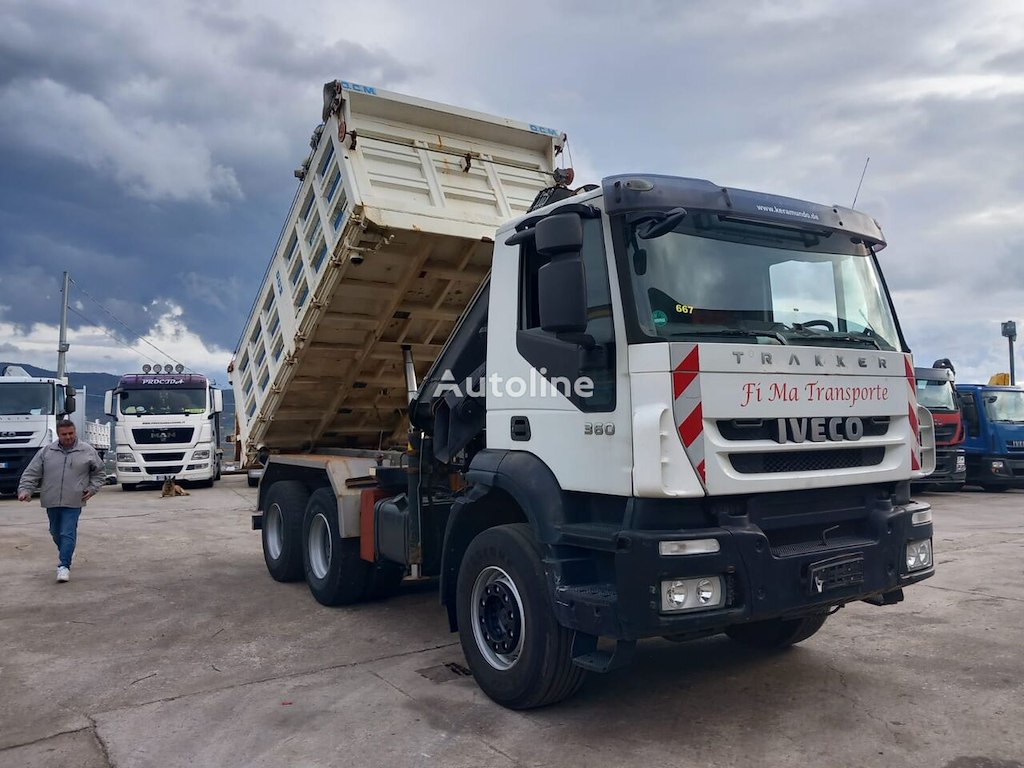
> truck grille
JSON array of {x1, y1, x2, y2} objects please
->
[
  {"x1": 730, "y1": 447, "x2": 885, "y2": 474},
  {"x1": 933, "y1": 423, "x2": 957, "y2": 442},
  {"x1": 142, "y1": 452, "x2": 186, "y2": 462},
  {"x1": 0, "y1": 431, "x2": 34, "y2": 445},
  {"x1": 132, "y1": 428, "x2": 195, "y2": 445},
  {"x1": 716, "y1": 416, "x2": 890, "y2": 441},
  {"x1": 144, "y1": 465, "x2": 183, "y2": 476}
]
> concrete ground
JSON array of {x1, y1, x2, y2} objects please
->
[{"x1": 0, "y1": 476, "x2": 1021, "y2": 768}]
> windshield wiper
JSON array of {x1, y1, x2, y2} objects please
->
[
  {"x1": 783, "y1": 330, "x2": 881, "y2": 349},
  {"x1": 669, "y1": 329, "x2": 787, "y2": 345}
]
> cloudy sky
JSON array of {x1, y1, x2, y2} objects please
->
[{"x1": 1, "y1": 0, "x2": 1022, "y2": 386}]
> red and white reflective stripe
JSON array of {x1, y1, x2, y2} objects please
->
[
  {"x1": 671, "y1": 344, "x2": 705, "y2": 483},
  {"x1": 904, "y1": 354, "x2": 921, "y2": 471}
]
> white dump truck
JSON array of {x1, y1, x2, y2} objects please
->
[
  {"x1": 0, "y1": 365, "x2": 109, "y2": 494},
  {"x1": 233, "y1": 80, "x2": 937, "y2": 709}
]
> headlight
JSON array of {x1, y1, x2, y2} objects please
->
[
  {"x1": 660, "y1": 576, "x2": 724, "y2": 612},
  {"x1": 193, "y1": 449, "x2": 210, "y2": 460},
  {"x1": 905, "y1": 539, "x2": 933, "y2": 572},
  {"x1": 116, "y1": 452, "x2": 135, "y2": 463},
  {"x1": 991, "y1": 460, "x2": 1005, "y2": 473}
]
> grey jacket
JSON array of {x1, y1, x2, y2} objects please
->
[{"x1": 18, "y1": 439, "x2": 105, "y2": 508}]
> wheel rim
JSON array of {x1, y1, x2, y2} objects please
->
[
  {"x1": 471, "y1": 565, "x2": 525, "y2": 671},
  {"x1": 266, "y1": 503, "x2": 284, "y2": 561},
  {"x1": 308, "y1": 512, "x2": 332, "y2": 580}
]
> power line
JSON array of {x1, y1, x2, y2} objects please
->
[
  {"x1": 67, "y1": 277, "x2": 191, "y2": 372},
  {"x1": 66, "y1": 305, "x2": 164, "y2": 368}
]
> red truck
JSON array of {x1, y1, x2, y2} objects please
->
[{"x1": 913, "y1": 360, "x2": 965, "y2": 489}]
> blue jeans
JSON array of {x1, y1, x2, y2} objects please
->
[{"x1": 46, "y1": 507, "x2": 81, "y2": 569}]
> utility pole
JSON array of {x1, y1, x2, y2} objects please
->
[
  {"x1": 1002, "y1": 321, "x2": 1017, "y2": 386},
  {"x1": 57, "y1": 271, "x2": 70, "y2": 379}
]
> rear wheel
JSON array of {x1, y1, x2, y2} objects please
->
[
  {"x1": 262, "y1": 480, "x2": 308, "y2": 582},
  {"x1": 121, "y1": 483, "x2": 138, "y2": 492},
  {"x1": 456, "y1": 524, "x2": 585, "y2": 709},
  {"x1": 303, "y1": 488, "x2": 369, "y2": 606},
  {"x1": 724, "y1": 611, "x2": 829, "y2": 650},
  {"x1": 247, "y1": 476, "x2": 259, "y2": 488}
]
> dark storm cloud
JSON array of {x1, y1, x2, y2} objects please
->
[{"x1": 0, "y1": 0, "x2": 418, "y2": 357}]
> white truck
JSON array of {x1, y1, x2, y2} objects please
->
[
  {"x1": 235, "y1": 80, "x2": 937, "y2": 709},
  {"x1": 0, "y1": 365, "x2": 109, "y2": 494},
  {"x1": 105, "y1": 367, "x2": 224, "y2": 490}
]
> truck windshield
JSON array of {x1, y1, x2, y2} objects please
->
[
  {"x1": 916, "y1": 380, "x2": 957, "y2": 411},
  {"x1": 119, "y1": 389, "x2": 207, "y2": 416},
  {"x1": 619, "y1": 214, "x2": 901, "y2": 350},
  {"x1": 0, "y1": 383, "x2": 54, "y2": 415},
  {"x1": 983, "y1": 390, "x2": 1024, "y2": 423}
]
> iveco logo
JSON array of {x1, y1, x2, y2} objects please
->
[{"x1": 0, "y1": 431, "x2": 16, "y2": 438}]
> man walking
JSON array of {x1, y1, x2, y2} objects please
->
[{"x1": 18, "y1": 419, "x2": 105, "y2": 583}]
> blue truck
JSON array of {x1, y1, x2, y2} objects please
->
[{"x1": 955, "y1": 383, "x2": 1024, "y2": 491}]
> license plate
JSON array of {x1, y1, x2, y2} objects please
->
[{"x1": 808, "y1": 554, "x2": 864, "y2": 595}]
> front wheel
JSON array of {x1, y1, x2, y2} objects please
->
[
  {"x1": 456, "y1": 524, "x2": 585, "y2": 709},
  {"x1": 724, "y1": 611, "x2": 829, "y2": 650},
  {"x1": 981, "y1": 484, "x2": 1008, "y2": 493}
]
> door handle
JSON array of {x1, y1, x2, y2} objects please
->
[{"x1": 510, "y1": 416, "x2": 531, "y2": 442}]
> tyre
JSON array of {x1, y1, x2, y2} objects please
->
[
  {"x1": 121, "y1": 483, "x2": 138, "y2": 492},
  {"x1": 262, "y1": 480, "x2": 308, "y2": 582},
  {"x1": 724, "y1": 611, "x2": 829, "y2": 650},
  {"x1": 456, "y1": 524, "x2": 585, "y2": 709},
  {"x1": 214, "y1": 462, "x2": 222, "y2": 481},
  {"x1": 196, "y1": 478, "x2": 215, "y2": 489},
  {"x1": 247, "y1": 476, "x2": 259, "y2": 488},
  {"x1": 981, "y1": 484, "x2": 1008, "y2": 493},
  {"x1": 303, "y1": 488, "x2": 369, "y2": 606}
]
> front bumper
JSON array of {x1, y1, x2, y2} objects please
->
[
  {"x1": 117, "y1": 449, "x2": 212, "y2": 483},
  {"x1": 913, "y1": 447, "x2": 966, "y2": 488},
  {"x1": 551, "y1": 501, "x2": 934, "y2": 641},
  {"x1": 966, "y1": 454, "x2": 1024, "y2": 488},
  {"x1": 0, "y1": 448, "x2": 42, "y2": 493}
]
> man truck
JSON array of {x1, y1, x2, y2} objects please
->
[
  {"x1": 0, "y1": 365, "x2": 108, "y2": 494},
  {"x1": 105, "y1": 365, "x2": 224, "y2": 490},
  {"x1": 956, "y1": 381, "x2": 1024, "y2": 491},
  {"x1": 913, "y1": 361, "x2": 966, "y2": 489},
  {"x1": 232, "y1": 80, "x2": 937, "y2": 709}
]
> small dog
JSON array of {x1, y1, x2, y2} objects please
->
[{"x1": 161, "y1": 476, "x2": 189, "y2": 497}]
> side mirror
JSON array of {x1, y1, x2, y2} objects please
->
[
  {"x1": 539, "y1": 257, "x2": 587, "y2": 334},
  {"x1": 534, "y1": 212, "x2": 583, "y2": 257},
  {"x1": 213, "y1": 389, "x2": 224, "y2": 414},
  {"x1": 103, "y1": 390, "x2": 114, "y2": 417},
  {"x1": 535, "y1": 212, "x2": 587, "y2": 334},
  {"x1": 64, "y1": 393, "x2": 77, "y2": 415}
]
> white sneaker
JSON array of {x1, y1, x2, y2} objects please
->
[{"x1": 56, "y1": 567, "x2": 70, "y2": 583}]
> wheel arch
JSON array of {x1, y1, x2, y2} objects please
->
[{"x1": 440, "y1": 449, "x2": 568, "y2": 631}]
